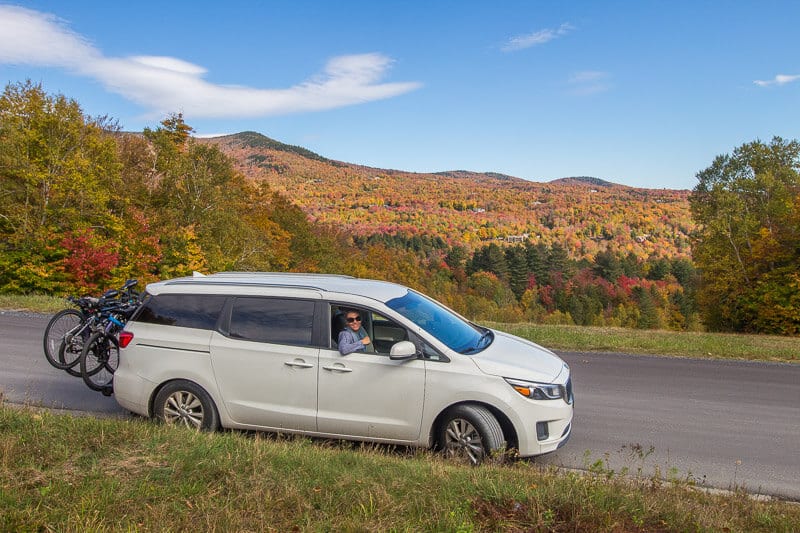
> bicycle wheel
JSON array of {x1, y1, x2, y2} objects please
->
[
  {"x1": 80, "y1": 331, "x2": 119, "y2": 392},
  {"x1": 58, "y1": 331, "x2": 86, "y2": 377},
  {"x1": 60, "y1": 318, "x2": 96, "y2": 377},
  {"x1": 43, "y1": 309, "x2": 83, "y2": 369}
]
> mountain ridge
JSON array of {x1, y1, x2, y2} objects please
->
[
  {"x1": 208, "y1": 131, "x2": 667, "y2": 191},
  {"x1": 202, "y1": 131, "x2": 694, "y2": 260}
]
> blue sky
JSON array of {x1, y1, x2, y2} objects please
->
[{"x1": 1, "y1": 1, "x2": 798, "y2": 190}]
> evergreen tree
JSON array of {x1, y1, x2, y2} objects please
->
[
  {"x1": 505, "y1": 245, "x2": 529, "y2": 299},
  {"x1": 484, "y1": 243, "x2": 509, "y2": 281},
  {"x1": 444, "y1": 245, "x2": 467, "y2": 271},
  {"x1": 547, "y1": 243, "x2": 571, "y2": 280},
  {"x1": 525, "y1": 242, "x2": 549, "y2": 286},
  {"x1": 593, "y1": 250, "x2": 623, "y2": 281}
]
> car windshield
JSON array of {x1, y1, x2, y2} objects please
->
[{"x1": 385, "y1": 290, "x2": 491, "y2": 354}]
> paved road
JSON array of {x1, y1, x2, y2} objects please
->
[
  {"x1": 539, "y1": 351, "x2": 799, "y2": 501},
  {"x1": 2, "y1": 311, "x2": 798, "y2": 500}
]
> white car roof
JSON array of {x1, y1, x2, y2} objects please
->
[{"x1": 144, "y1": 272, "x2": 410, "y2": 302}]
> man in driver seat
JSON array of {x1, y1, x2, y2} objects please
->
[{"x1": 337, "y1": 309, "x2": 374, "y2": 355}]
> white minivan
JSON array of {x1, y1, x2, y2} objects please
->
[{"x1": 114, "y1": 272, "x2": 573, "y2": 463}]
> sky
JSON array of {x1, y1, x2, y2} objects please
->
[{"x1": 0, "y1": 1, "x2": 798, "y2": 190}]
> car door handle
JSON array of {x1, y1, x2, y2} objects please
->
[
  {"x1": 284, "y1": 360, "x2": 314, "y2": 369},
  {"x1": 322, "y1": 364, "x2": 353, "y2": 373}
]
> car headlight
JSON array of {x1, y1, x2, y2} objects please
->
[{"x1": 505, "y1": 378, "x2": 565, "y2": 400}]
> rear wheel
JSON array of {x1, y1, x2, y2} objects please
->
[
  {"x1": 154, "y1": 380, "x2": 219, "y2": 431},
  {"x1": 58, "y1": 339, "x2": 84, "y2": 377},
  {"x1": 59, "y1": 321, "x2": 95, "y2": 377},
  {"x1": 80, "y1": 331, "x2": 119, "y2": 392},
  {"x1": 43, "y1": 309, "x2": 83, "y2": 370},
  {"x1": 438, "y1": 405, "x2": 505, "y2": 465}
]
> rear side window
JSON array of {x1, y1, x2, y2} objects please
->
[
  {"x1": 135, "y1": 294, "x2": 226, "y2": 330},
  {"x1": 229, "y1": 297, "x2": 315, "y2": 346}
]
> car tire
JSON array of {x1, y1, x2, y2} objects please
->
[
  {"x1": 438, "y1": 404, "x2": 505, "y2": 465},
  {"x1": 154, "y1": 380, "x2": 219, "y2": 431}
]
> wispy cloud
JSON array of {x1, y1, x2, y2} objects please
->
[
  {"x1": 568, "y1": 70, "x2": 612, "y2": 95},
  {"x1": 502, "y1": 23, "x2": 574, "y2": 52},
  {"x1": 753, "y1": 74, "x2": 800, "y2": 87},
  {"x1": 0, "y1": 5, "x2": 422, "y2": 118}
]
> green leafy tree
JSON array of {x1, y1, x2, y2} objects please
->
[
  {"x1": 0, "y1": 81, "x2": 122, "y2": 292},
  {"x1": 145, "y1": 116, "x2": 287, "y2": 274},
  {"x1": 690, "y1": 137, "x2": 800, "y2": 334}
]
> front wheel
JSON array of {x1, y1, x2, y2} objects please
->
[
  {"x1": 438, "y1": 404, "x2": 505, "y2": 465},
  {"x1": 154, "y1": 380, "x2": 219, "y2": 431},
  {"x1": 80, "y1": 332, "x2": 119, "y2": 392}
]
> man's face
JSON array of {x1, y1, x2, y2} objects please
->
[{"x1": 345, "y1": 312, "x2": 362, "y2": 331}]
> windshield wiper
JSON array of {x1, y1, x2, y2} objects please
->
[{"x1": 462, "y1": 329, "x2": 493, "y2": 354}]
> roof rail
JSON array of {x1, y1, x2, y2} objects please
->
[
  {"x1": 165, "y1": 279, "x2": 333, "y2": 292},
  {"x1": 204, "y1": 271, "x2": 355, "y2": 279}
]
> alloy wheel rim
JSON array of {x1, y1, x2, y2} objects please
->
[
  {"x1": 444, "y1": 418, "x2": 485, "y2": 464},
  {"x1": 164, "y1": 391, "x2": 204, "y2": 429}
]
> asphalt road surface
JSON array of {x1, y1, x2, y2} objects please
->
[{"x1": 2, "y1": 311, "x2": 798, "y2": 500}]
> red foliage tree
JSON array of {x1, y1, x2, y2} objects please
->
[{"x1": 60, "y1": 229, "x2": 119, "y2": 292}]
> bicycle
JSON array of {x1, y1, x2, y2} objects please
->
[
  {"x1": 79, "y1": 299, "x2": 139, "y2": 395},
  {"x1": 43, "y1": 280, "x2": 140, "y2": 377},
  {"x1": 43, "y1": 295, "x2": 102, "y2": 376}
]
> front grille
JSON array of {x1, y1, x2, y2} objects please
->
[{"x1": 565, "y1": 377, "x2": 574, "y2": 405}]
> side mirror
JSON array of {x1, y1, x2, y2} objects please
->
[{"x1": 389, "y1": 341, "x2": 418, "y2": 360}]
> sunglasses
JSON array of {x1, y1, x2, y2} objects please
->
[{"x1": 346, "y1": 316, "x2": 362, "y2": 323}]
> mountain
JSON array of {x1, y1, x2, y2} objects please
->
[
  {"x1": 550, "y1": 176, "x2": 623, "y2": 188},
  {"x1": 434, "y1": 170, "x2": 524, "y2": 182},
  {"x1": 203, "y1": 132, "x2": 694, "y2": 259}
]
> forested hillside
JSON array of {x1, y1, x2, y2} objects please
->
[
  {"x1": 0, "y1": 81, "x2": 711, "y2": 331},
  {"x1": 205, "y1": 132, "x2": 694, "y2": 262},
  {"x1": 199, "y1": 132, "x2": 701, "y2": 329}
]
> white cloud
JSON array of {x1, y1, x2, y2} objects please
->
[
  {"x1": 753, "y1": 74, "x2": 800, "y2": 87},
  {"x1": 0, "y1": 5, "x2": 422, "y2": 118},
  {"x1": 502, "y1": 23, "x2": 574, "y2": 52},
  {"x1": 568, "y1": 70, "x2": 611, "y2": 95}
]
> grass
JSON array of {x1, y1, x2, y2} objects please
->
[
  {"x1": 489, "y1": 323, "x2": 800, "y2": 363},
  {"x1": 1, "y1": 405, "x2": 798, "y2": 532},
  {"x1": 0, "y1": 293, "x2": 66, "y2": 314}
]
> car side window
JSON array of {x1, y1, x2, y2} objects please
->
[
  {"x1": 369, "y1": 311, "x2": 409, "y2": 355},
  {"x1": 229, "y1": 297, "x2": 315, "y2": 346},
  {"x1": 134, "y1": 294, "x2": 226, "y2": 330},
  {"x1": 330, "y1": 306, "x2": 403, "y2": 356},
  {"x1": 330, "y1": 305, "x2": 445, "y2": 360}
]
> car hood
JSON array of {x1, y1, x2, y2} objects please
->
[{"x1": 471, "y1": 330, "x2": 567, "y2": 383}]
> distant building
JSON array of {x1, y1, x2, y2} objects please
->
[{"x1": 506, "y1": 233, "x2": 530, "y2": 243}]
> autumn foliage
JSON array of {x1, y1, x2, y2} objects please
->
[
  {"x1": 2, "y1": 81, "x2": 797, "y2": 334},
  {"x1": 690, "y1": 138, "x2": 800, "y2": 334}
]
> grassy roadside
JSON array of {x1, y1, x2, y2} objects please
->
[
  {"x1": 492, "y1": 323, "x2": 800, "y2": 363},
  {"x1": 1, "y1": 405, "x2": 797, "y2": 532},
  {"x1": 0, "y1": 293, "x2": 67, "y2": 314},
  {"x1": 2, "y1": 294, "x2": 799, "y2": 362}
]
